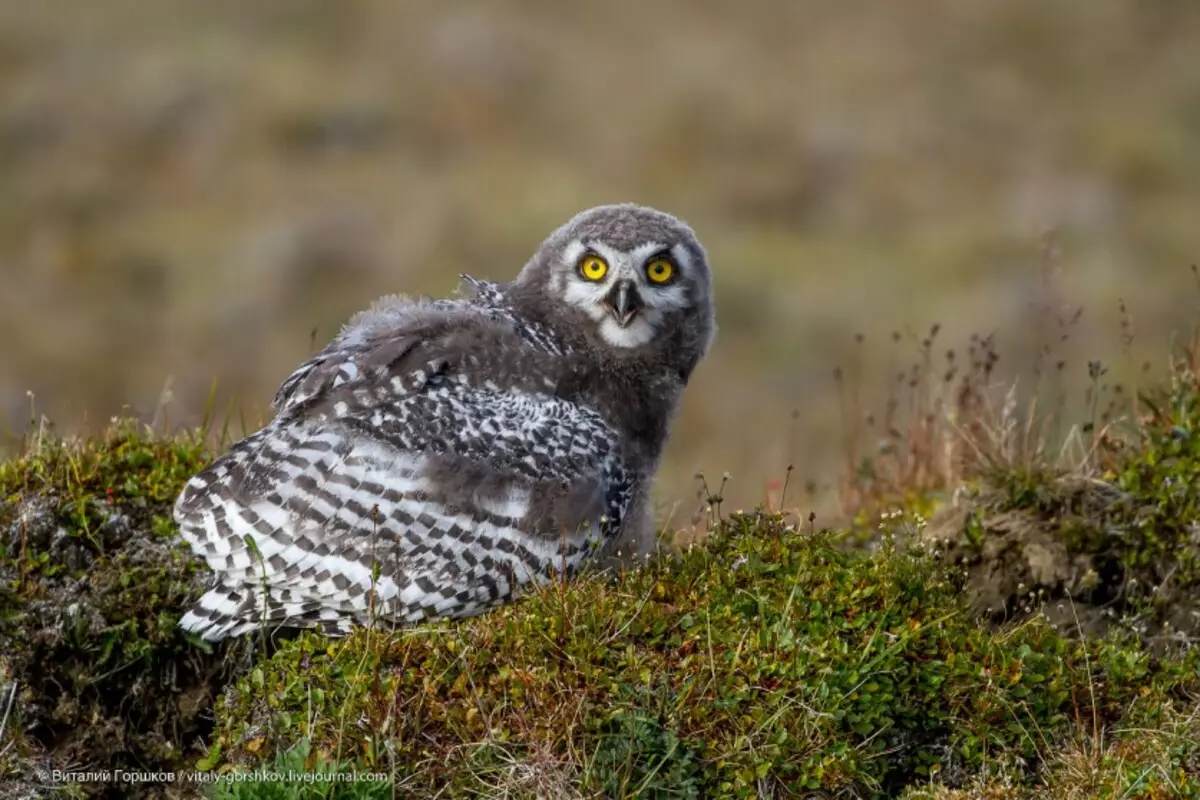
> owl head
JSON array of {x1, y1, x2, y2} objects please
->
[{"x1": 512, "y1": 204, "x2": 717, "y2": 380}]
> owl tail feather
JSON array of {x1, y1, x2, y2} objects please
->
[{"x1": 180, "y1": 582, "x2": 354, "y2": 642}]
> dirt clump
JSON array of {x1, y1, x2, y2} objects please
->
[{"x1": 921, "y1": 475, "x2": 1200, "y2": 652}]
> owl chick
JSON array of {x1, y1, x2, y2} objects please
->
[{"x1": 174, "y1": 203, "x2": 716, "y2": 640}]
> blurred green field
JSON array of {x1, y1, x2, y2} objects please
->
[{"x1": 3, "y1": 0, "x2": 1200, "y2": 518}]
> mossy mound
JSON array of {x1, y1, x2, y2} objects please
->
[
  {"x1": 1, "y1": 397, "x2": 1199, "y2": 797},
  {"x1": 208, "y1": 513, "x2": 1200, "y2": 797},
  {"x1": 923, "y1": 376, "x2": 1200, "y2": 654},
  {"x1": 0, "y1": 423, "x2": 240, "y2": 798}
]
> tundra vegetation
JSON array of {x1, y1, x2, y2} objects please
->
[{"x1": 3, "y1": 296, "x2": 1200, "y2": 799}]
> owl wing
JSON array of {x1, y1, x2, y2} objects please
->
[
  {"x1": 269, "y1": 294, "x2": 460, "y2": 416},
  {"x1": 175, "y1": 296, "x2": 629, "y2": 640},
  {"x1": 270, "y1": 278, "x2": 549, "y2": 415}
]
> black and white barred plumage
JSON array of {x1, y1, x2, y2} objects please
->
[{"x1": 175, "y1": 204, "x2": 716, "y2": 640}]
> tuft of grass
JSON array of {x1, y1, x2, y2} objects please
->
[{"x1": 918, "y1": 331, "x2": 1200, "y2": 656}]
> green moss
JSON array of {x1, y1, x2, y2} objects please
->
[{"x1": 0, "y1": 421, "x2": 243, "y2": 795}]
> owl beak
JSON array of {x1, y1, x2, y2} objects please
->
[{"x1": 604, "y1": 280, "x2": 643, "y2": 327}]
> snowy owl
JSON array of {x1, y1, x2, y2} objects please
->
[{"x1": 174, "y1": 203, "x2": 717, "y2": 641}]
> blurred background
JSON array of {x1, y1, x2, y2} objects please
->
[{"x1": 3, "y1": 1, "x2": 1200, "y2": 521}]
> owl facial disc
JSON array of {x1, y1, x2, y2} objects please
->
[{"x1": 513, "y1": 202, "x2": 716, "y2": 360}]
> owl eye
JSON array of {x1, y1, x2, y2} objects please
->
[
  {"x1": 645, "y1": 258, "x2": 675, "y2": 284},
  {"x1": 578, "y1": 254, "x2": 608, "y2": 281}
]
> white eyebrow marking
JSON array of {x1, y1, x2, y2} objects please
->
[
  {"x1": 630, "y1": 241, "x2": 668, "y2": 267},
  {"x1": 670, "y1": 243, "x2": 693, "y2": 272},
  {"x1": 561, "y1": 239, "x2": 587, "y2": 266}
]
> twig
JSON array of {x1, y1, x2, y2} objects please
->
[{"x1": 0, "y1": 679, "x2": 18, "y2": 760}]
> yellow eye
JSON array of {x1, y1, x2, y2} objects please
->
[
  {"x1": 645, "y1": 258, "x2": 674, "y2": 284},
  {"x1": 579, "y1": 255, "x2": 608, "y2": 281}
]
